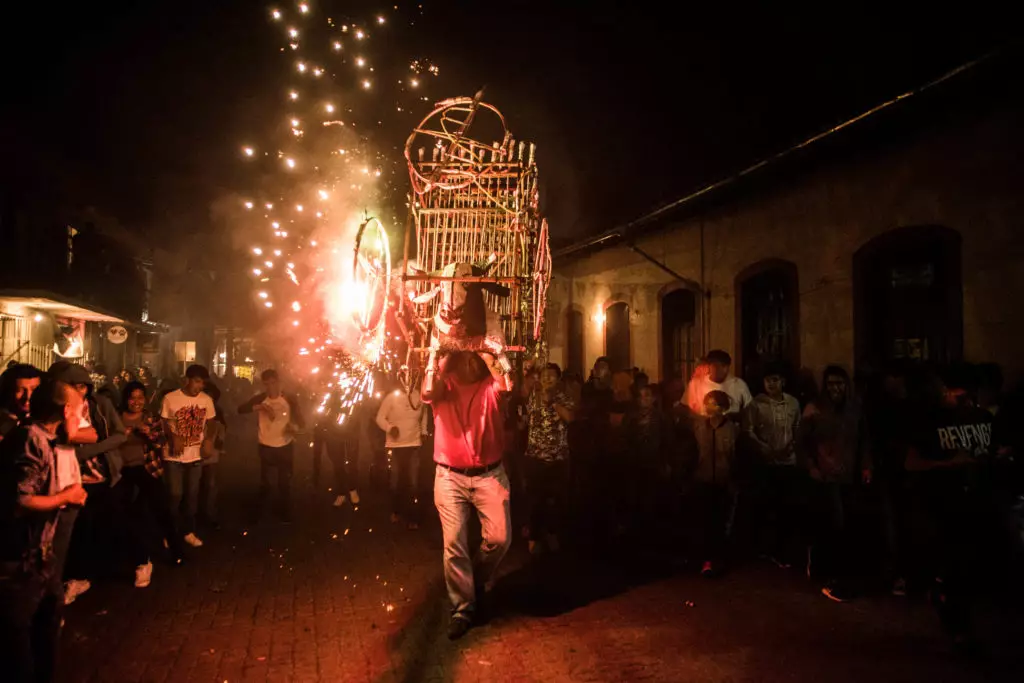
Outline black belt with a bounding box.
[437,461,502,477]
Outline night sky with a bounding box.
[1,2,1009,246]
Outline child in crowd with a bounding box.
[688,390,739,577]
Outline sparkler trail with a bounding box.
[235,2,441,391]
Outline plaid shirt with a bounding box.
[130,411,166,479]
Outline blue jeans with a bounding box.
[165,461,202,535]
[433,463,512,618]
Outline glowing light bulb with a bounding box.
[289,91,298,100]
[285,158,296,169]
[243,146,255,157]
[325,103,335,113]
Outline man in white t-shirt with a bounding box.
[376,379,429,529]
[161,364,216,548]
[681,349,753,418]
[238,369,305,523]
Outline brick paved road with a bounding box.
[57,427,1023,683]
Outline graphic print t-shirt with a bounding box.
[161,389,215,463]
[914,404,993,489]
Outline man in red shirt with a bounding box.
[423,350,513,640]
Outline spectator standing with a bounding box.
[0,379,89,683]
[161,365,216,547]
[905,364,993,648]
[523,363,575,553]
[623,383,673,535]
[799,365,871,602]
[423,350,513,640]
[376,379,429,528]
[238,369,305,523]
[117,382,185,585]
[744,363,803,567]
[688,390,740,577]
[50,361,129,604]
[323,394,361,509]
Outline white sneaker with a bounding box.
[332,495,347,508]
[183,532,204,548]
[64,579,91,605]
[135,562,153,588]
[349,490,361,505]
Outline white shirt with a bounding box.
[161,389,216,463]
[682,375,753,416]
[257,395,294,448]
[375,389,428,448]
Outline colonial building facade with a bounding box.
[547,57,1024,387]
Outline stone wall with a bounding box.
[550,98,1024,385]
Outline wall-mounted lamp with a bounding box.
[33,313,44,323]
[592,308,606,325]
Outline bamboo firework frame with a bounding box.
[400,95,551,364]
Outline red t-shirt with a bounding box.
[431,375,505,469]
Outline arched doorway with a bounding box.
[605,302,631,372]
[661,288,698,383]
[566,307,584,377]
[854,226,962,369]
[736,260,799,386]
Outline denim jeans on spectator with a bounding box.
[0,565,62,683]
[198,463,219,524]
[165,461,202,536]
[258,443,294,518]
[434,463,511,618]
[389,446,421,520]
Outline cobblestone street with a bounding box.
[57,431,1023,683]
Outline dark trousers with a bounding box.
[750,465,806,564]
[388,446,422,520]
[198,463,219,524]
[258,443,294,516]
[523,458,570,541]
[685,482,735,564]
[327,435,356,495]
[911,479,973,636]
[118,466,184,559]
[809,481,856,582]
[0,568,62,683]
[66,482,143,580]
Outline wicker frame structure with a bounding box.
[398,95,551,368]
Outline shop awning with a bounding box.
[0,290,126,323]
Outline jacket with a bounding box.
[77,394,127,488]
[799,398,870,484]
[744,393,801,465]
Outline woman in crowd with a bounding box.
[523,363,575,553]
[118,381,185,577]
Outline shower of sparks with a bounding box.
[234,1,440,414]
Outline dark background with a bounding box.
[0,1,1011,246]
